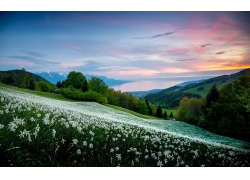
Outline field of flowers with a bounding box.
[0,85,250,167]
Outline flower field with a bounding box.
[0,86,250,167]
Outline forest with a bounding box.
[175,72,250,142]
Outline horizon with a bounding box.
[0,12,250,82]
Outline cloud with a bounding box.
[9,55,59,65]
[176,58,196,62]
[200,44,210,48]
[133,31,176,40]
[216,51,226,55]
[20,50,47,58]
[133,56,145,59]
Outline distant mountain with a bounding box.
[126,89,163,98]
[36,72,132,87]
[145,68,250,109]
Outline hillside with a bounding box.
[145,68,250,108]
[126,89,163,98]
[0,69,51,84]
[0,84,250,167]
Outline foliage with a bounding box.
[60,87,107,104]
[156,105,162,118]
[88,77,108,97]
[145,91,201,109]
[107,88,155,117]
[163,111,168,120]
[176,73,250,142]
[65,71,88,92]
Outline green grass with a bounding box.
[0,83,80,102]
[183,81,225,97]
[105,104,163,120]
[1,85,250,167]
[0,83,160,120]
[161,108,177,118]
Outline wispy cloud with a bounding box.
[200,44,210,48]
[133,56,145,59]
[176,58,196,62]
[216,51,226,55]
[133,31,176,40]
[9,55,59,65]
[20,50,47,58]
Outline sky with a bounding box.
[0,11,250,81]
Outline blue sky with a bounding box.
[0,11,250,80]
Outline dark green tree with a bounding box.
[206,83,219,107]
[65,71,88,92]
[145,99,152,115]
[88,77,108,97]
[28,79,35,90]
[56,81,62,88]
[169,112,174,119]
[163,111,168,120]
[156,105,162,118]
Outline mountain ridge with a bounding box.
[36,72,132,87]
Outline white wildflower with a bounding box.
[52,129,56,138]
[37,113,41,118]
[0,124,4,129]
[145,155,149,159]
[89,143,93,149]
[116,154,121,161]
[72,139,78,145]
[30,117,35,122]
[77,149,81,155]
[115,147,119,151]
[110,148,114,153]
[83,141,87,146]
[89,130,94,136]
[157,160,163,167]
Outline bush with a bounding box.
[60,87,107,104]
[36,81,50,92]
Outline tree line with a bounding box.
[176,72,250,142]
[0,69,52,92]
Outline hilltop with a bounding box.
[145,68,250,108]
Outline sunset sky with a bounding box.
[0,11,250,81]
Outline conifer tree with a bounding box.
[206,83,219,107]
[145,99,152,115]
[156,105,162,118]
[169,112,174,119]
[163,111,168,120]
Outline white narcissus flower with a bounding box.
[77,149,81,155]
[72,139,78,145]
[116,154,121,161]
[83,141,87,146]
[157,160,163,167]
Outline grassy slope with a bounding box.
[161,108,177,118]
[105,104,163,120]
[183,81,225,97]
[0,83,161,120]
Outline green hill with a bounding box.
[1,84,250,167]
[0,69,52,84]
[145,68,250,108]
